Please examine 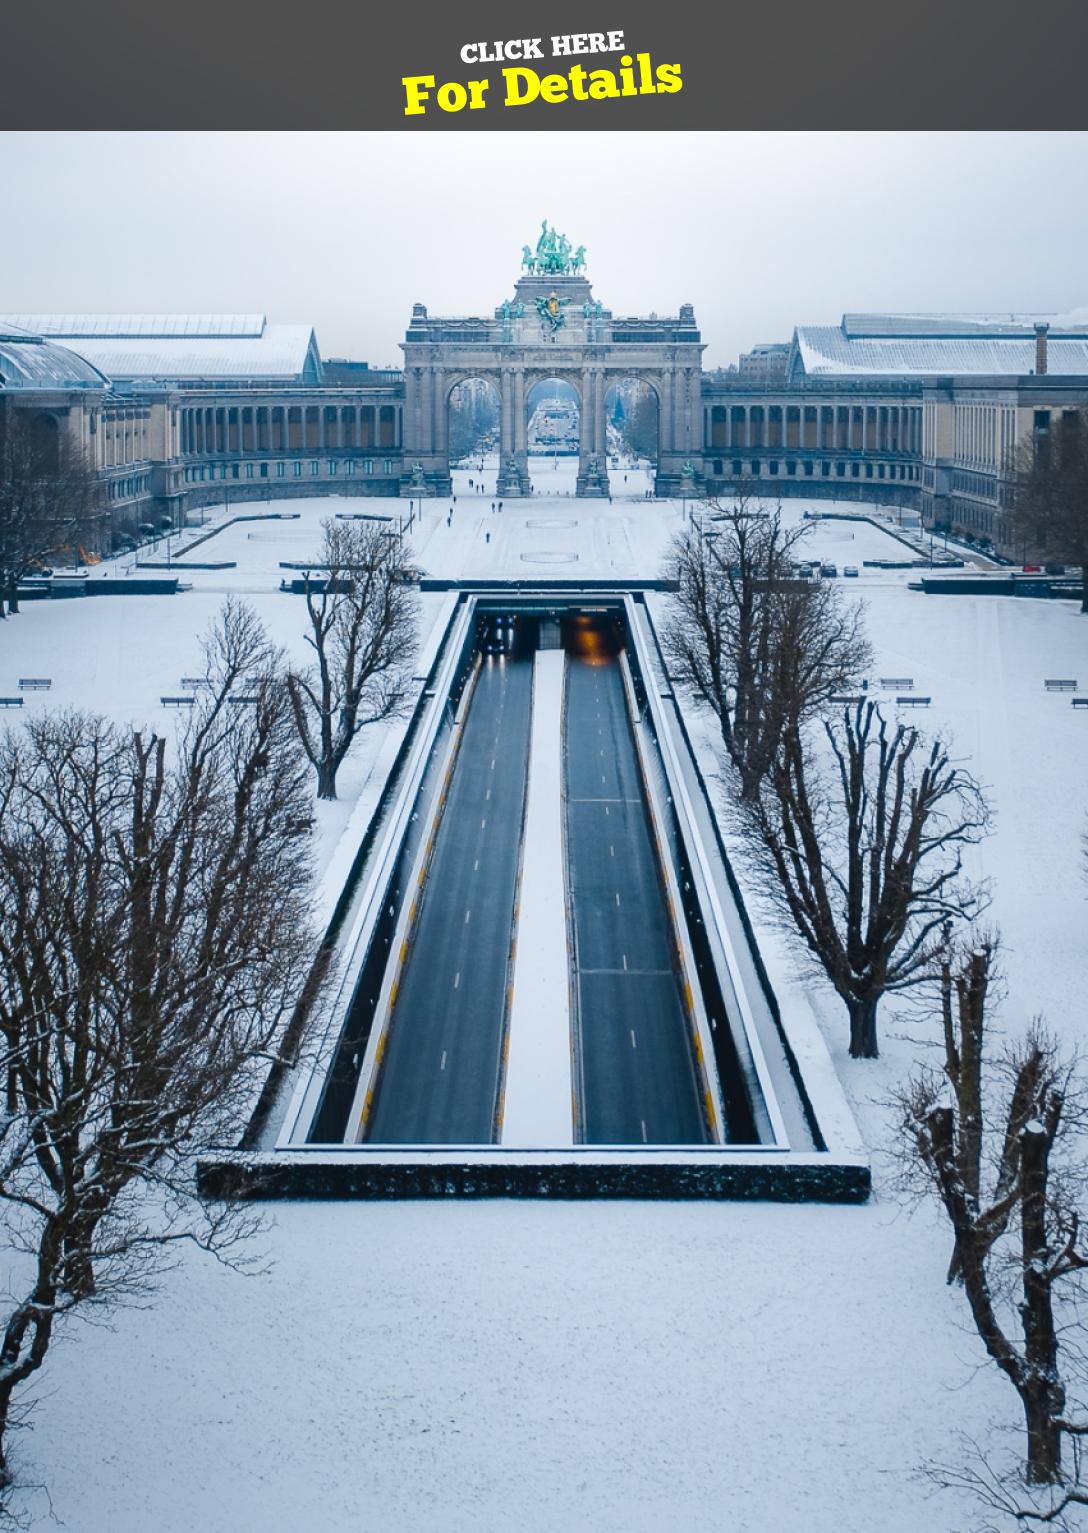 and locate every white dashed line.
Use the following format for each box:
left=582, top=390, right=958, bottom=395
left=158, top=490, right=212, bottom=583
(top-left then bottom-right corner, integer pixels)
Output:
left=640, top=1120, right=648, bottom=1143
left=440, top=1051, right=447, bottom=1071
left=630, top=1030, right=638, bottom=1049
left=454, top=973, right=460, bottom=989
left=464, top=909, right=472, bottom=924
